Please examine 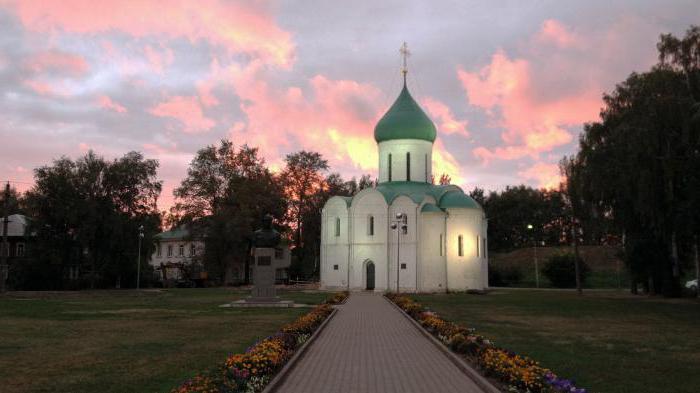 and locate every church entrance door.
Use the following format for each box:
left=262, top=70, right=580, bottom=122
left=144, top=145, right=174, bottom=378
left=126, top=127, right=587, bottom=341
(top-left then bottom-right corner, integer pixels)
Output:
left=366, top=261, right=375, bottom=290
